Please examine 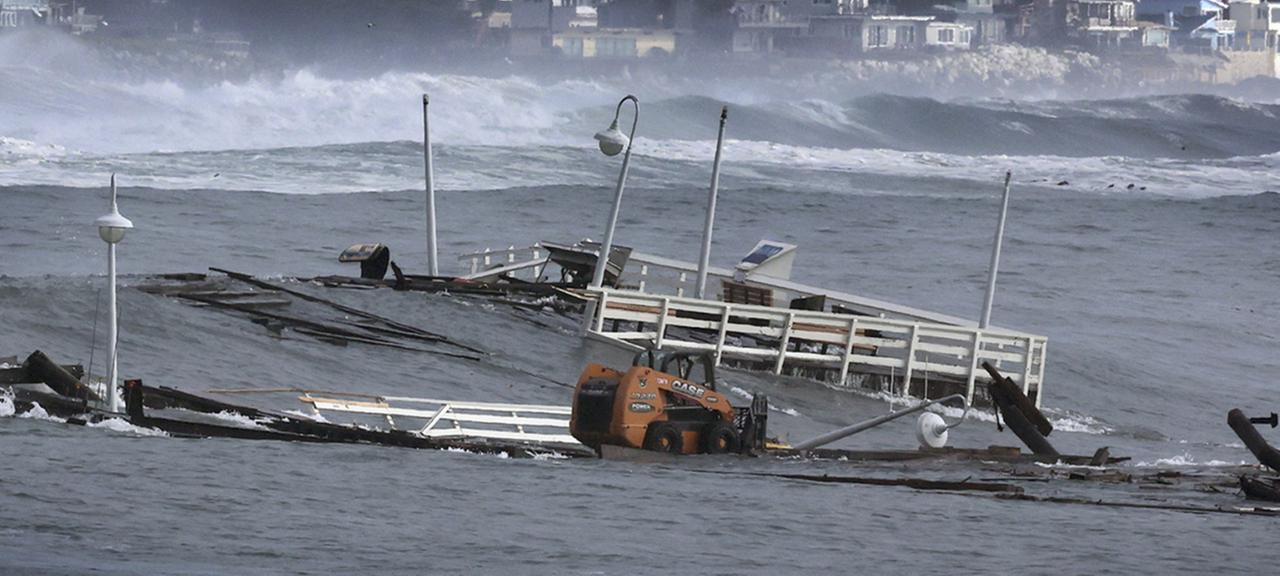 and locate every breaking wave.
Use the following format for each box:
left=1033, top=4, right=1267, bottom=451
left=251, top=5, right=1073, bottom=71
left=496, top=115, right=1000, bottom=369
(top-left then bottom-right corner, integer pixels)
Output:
left=3, top=30, right=1280, bottom=160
